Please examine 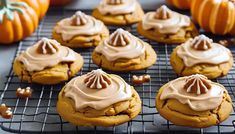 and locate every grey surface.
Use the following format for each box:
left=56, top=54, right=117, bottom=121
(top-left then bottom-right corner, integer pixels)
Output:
left=0, top=0, right=164, bottom=133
